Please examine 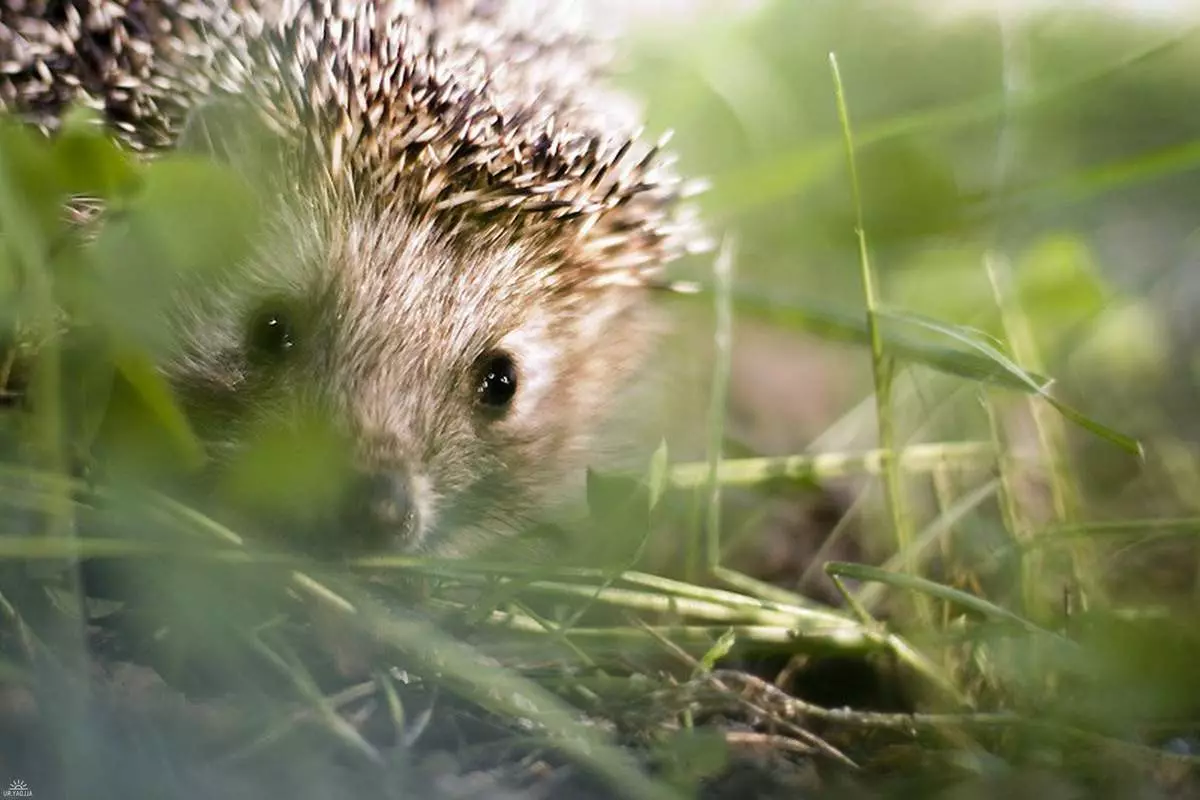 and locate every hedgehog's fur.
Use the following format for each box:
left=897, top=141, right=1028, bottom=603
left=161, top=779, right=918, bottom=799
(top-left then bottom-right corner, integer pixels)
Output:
left=0, top=0, right=707, bottom=556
